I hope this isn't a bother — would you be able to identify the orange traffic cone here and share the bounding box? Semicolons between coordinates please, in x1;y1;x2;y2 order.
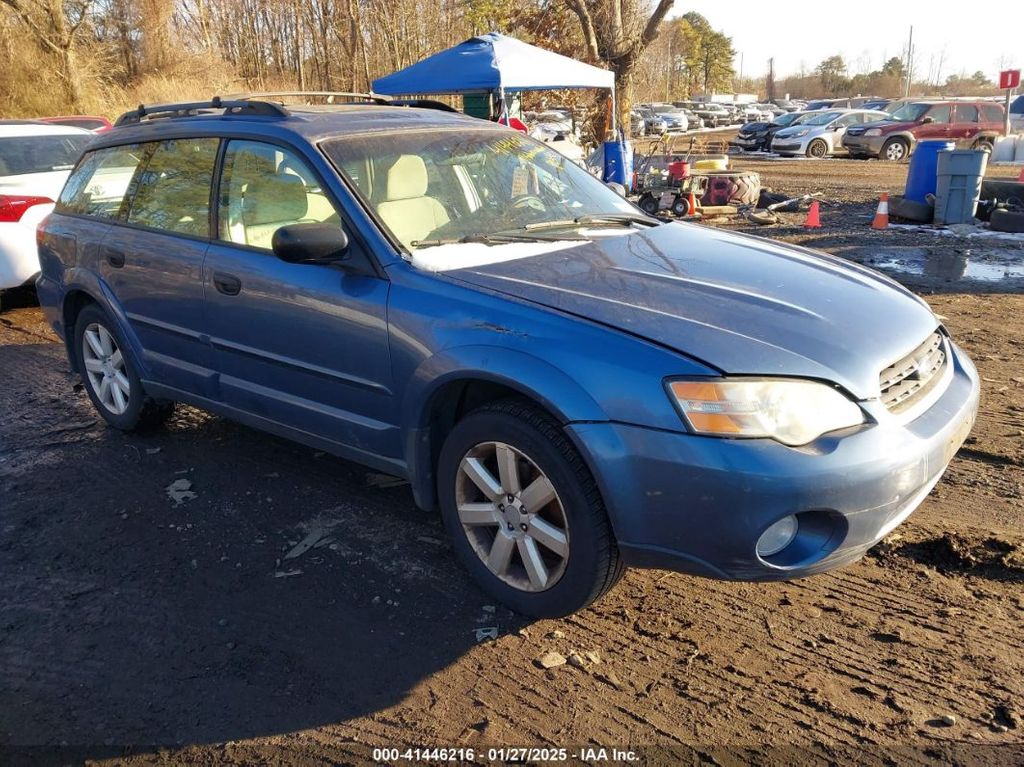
871;193;890;230
803;200;821;228
687;190;698;214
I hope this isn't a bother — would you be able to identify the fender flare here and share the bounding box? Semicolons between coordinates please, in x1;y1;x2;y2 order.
400;345;609;510
60;269;148;378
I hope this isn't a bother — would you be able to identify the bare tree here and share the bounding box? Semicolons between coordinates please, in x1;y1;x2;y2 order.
564;0;674;136
0;0;95;108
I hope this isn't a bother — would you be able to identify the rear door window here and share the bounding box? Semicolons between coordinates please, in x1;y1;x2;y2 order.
981;104;1004;123
955;104;979;123
56;143;146;219
126;138;219;237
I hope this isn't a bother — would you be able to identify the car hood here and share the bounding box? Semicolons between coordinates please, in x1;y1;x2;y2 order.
445;224;938;400
739;122;771;133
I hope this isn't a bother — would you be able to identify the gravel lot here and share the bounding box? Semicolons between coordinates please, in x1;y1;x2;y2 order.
1;158;1023;765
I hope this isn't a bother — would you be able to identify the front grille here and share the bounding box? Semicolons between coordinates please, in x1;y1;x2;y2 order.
846;127;866;136
879;331;947;413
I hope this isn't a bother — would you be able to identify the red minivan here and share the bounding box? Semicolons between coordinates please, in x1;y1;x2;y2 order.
842;100;1004;161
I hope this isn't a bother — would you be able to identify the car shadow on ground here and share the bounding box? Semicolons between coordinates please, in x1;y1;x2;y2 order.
0;348;529;752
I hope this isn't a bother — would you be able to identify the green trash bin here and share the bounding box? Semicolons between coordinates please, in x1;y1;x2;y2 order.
933;149;989;226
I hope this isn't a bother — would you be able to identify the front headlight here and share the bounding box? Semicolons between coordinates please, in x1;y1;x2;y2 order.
865;128;882;137
791;129;810;138
667;378;865;446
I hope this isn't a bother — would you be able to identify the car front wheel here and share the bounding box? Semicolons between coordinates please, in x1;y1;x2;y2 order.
882;138;910;162
437;400;623;617
807;139;829;158
75;304;174;431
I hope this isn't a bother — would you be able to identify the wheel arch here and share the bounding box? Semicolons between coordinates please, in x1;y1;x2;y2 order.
60;270;148;378
401;347;608;512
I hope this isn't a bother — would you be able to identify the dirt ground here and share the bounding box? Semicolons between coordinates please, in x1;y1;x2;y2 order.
2;158;1023;766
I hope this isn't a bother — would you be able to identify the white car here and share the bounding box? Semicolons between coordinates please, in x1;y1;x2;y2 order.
0;121;92;303
770;109;888;158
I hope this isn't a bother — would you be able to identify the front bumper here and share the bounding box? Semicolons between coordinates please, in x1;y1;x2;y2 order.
567;342;980;581
731;135;767;150
771;137;809;154
843;135;886;155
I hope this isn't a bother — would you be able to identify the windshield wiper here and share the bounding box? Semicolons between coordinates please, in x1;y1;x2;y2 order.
520;214;660;232
412;231;586;248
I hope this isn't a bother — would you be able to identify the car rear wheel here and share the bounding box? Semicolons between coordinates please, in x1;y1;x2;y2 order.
75;304;174;431
437;400;623;617
807;139;829;158
882;138;910;162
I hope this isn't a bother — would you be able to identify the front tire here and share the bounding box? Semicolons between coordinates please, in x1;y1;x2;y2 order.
437;400;623;617
74;304;173;431
807;138;829;158
882;138;910;162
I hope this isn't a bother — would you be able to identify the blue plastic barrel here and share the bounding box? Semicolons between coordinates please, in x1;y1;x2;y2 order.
603;141;633;190
904;140;955;203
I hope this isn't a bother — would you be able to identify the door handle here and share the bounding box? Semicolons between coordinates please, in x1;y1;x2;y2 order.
213;272;242;296
104;248;125;268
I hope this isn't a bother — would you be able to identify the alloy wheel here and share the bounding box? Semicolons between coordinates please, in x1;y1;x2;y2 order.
82;322;131;415
455;441;569;592
885;141;907;161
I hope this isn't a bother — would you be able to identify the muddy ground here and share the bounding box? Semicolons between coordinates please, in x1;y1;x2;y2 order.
1;159;1023;766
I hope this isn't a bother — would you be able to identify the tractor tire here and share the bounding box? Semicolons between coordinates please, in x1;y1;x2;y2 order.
990;208;1024;234
696;170;761;207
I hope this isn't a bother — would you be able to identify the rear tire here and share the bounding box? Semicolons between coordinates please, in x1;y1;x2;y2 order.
671;195;690;217
437;400;623;617
637;193;660;216
74;304;174;431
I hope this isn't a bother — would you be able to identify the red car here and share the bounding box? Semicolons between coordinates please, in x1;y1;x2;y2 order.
37;115;112;133
842;100;1004;161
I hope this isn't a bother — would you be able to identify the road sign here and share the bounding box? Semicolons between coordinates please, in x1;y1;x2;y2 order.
999;70;1020;89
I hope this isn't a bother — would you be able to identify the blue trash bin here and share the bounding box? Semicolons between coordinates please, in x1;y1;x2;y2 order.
603;141;633;191
904;140;955;204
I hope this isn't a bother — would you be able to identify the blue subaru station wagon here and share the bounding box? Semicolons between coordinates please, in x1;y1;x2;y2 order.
36;96;979;617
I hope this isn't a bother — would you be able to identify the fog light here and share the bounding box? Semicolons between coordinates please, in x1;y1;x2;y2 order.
757;515;799;557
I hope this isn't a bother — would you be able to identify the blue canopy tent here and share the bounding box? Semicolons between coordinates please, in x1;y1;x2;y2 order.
372;32;618;131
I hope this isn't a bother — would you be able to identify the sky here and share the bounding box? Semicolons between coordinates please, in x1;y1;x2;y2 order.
668;1;1022;83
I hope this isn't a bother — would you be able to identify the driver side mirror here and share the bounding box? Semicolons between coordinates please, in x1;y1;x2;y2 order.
272;222;351;266
921;115;934;124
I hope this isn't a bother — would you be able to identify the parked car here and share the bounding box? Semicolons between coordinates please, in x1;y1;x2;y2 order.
674;102;723;128
773;99;804;113
731;111;809;152
859;99;891;112
648;104;689;132
38;115;113;133
843;100;1006;161
770;109;888;157
37;96;979;617
677;108;704;130
634;105;668;135
0;121;92;306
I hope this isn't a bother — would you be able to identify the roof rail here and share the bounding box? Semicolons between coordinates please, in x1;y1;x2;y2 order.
114;97;290;126
229;91;391;105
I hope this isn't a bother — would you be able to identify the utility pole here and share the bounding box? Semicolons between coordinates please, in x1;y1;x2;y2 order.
766;57;775;102
903;26;914;97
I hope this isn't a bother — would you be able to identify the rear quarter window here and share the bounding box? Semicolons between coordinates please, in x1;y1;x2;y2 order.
56;143;146;219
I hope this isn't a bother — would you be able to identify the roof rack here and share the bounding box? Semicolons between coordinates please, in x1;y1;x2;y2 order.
114;97;290;126
229;91;391;106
